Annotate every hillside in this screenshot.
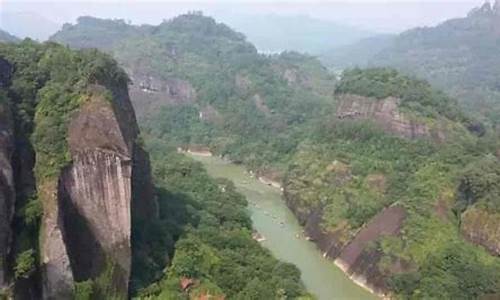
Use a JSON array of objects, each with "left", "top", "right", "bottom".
[
  {"left": 321, "top": 1, "right": 500, "bottom": 125},
  {"left": 52, "top": 14, "right": 500, "bottom": 299}
]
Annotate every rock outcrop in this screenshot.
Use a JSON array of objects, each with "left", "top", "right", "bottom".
[
  {"left": 285, "top": 182, "right": 407, "bottom": 294},
  {"left": 461, "top": 207, "right": 500, "bottom": 256},
  {"left": 128, "top": 72, "right": 196, "bottom": 120},
  {"left": 335, "top": 205, "right": 407, "bottom": 294},
  {"left": 0, "top": 57, "right": 14, "bottom": 290},
  {"left": 41, "top": 86, "right": 157, "bottom": 299},
  {"left": 336, "top": 94, "right": 445, "bottom": 140}
]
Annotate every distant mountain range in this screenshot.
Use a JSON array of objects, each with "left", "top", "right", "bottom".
[
  {"left": 217, "top": 13, "right": 376, "bottom": 54},
  {"left": 0, "top": 29, "right": 19, "bottom": 42},
  {"left": 0, "top": 12, "right": 60, "bottom": 41},
  {"left": 321, "top": 1, "right": 500, "bottom": 124}
]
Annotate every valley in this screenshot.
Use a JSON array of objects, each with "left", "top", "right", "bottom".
[
  {"left": 190, "top": 154, "right": 378, "bottom": 299},
  {"left": 0, "top": 1, "right": 500, "bottom": 299}
]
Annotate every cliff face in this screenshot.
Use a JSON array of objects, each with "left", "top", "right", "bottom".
[
  {"left": 336, "top": 94, "right": 445, "bottom": 140},
  {"left": 127, "top": 72, "right": 196, "bottom": 120},
  {"left": 0, "top": 57, "right": 14, "bottom": 290},
  {"left": 285, "top": 186, "right": 407, "bottom": 295},
  {"left": 461, "top": 207, "right": 500, "bottom": 256},
  {"left": 41, "top": 86, "right": 157, "bottom": 299},
  {"left": 0, "top": 43, "right": 157, "bottom": 298}
]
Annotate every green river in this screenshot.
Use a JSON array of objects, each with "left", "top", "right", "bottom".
[{"left": 190, "top": 154, "right": 378, "bottom": 300}]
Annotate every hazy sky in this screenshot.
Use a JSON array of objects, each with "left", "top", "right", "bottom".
[{"left": 0, "top": 0, "right": 488, "bottom": 33}]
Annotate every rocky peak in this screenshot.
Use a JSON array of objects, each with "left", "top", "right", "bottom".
[{"left": 468, "top": 1, "right": 500, "bottom": 17}]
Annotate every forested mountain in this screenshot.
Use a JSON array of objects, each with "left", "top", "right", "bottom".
[
  {"left": 53, "top": 13, "right": 500, "bottom": 299},
  {"left": 321, "top": 1, "right": 500, "bottom": 125},
  {"left": 0, "top": 29, "right": 19, "bottom": 43}
]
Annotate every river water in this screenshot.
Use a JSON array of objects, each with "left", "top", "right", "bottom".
[{"left": 190, "top": 154, "right": 378, "bottom": 300}]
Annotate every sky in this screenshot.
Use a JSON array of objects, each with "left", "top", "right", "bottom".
[{"left": 0, "top": 0, "right": 488, "bottom": 33}]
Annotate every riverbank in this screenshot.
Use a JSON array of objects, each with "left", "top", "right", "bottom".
[{"left": 188, "top": 153, "right": 378, "bottom": 300}]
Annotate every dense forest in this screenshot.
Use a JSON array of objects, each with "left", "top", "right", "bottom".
[{"left": 51, "top": 12, "right": 500, "bottom": 299}]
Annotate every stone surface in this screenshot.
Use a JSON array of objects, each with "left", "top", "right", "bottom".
[
  {"left": 41, "top": 85, "right": 157, "bottom": 298},
  {"left": 461, "top": 207, "right": 500, "bottom": 256},
  {"left": 0, "top": 57, "right": 14, "bottom": 290},
  {"left": 128, "top": 73, "right": 196, "bottom": 119},
  {"left": 336, "top": 94, "right": 445, "bottom": 140}
]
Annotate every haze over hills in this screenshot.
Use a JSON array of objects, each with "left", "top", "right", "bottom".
[
  {"left": 0, "top": 29, "right": 19, "bottom": 43},
  {"left": 52, "top": 13, "right": 500, "bottom": 299},
  {"left": 0, "top": 12, "right": 61, "bottom": 41},
  {"left": 215, "top": 13, "right": 376, "bottom": 54},
  {"left": 321, "top": 1, "right": 500, "bottom": 125}
]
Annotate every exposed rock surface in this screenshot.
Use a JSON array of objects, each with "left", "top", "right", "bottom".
[
  {"left": 336, "top": 205, "right": 407, "bottom": 293},
  {"left": 41, "top": 86, "right": 157, "bottom": 299},
  {"left": 461, "top": 207, "right": 500, "bottom": 256},
  {"left": 336, "top": 94, "right": 445, "bottom": 140},
  {"left": 128, "top": 72, "right": 196, "bottom": 119},
  {"left": 0, "top": 57, "right": 14, "bottom": 290},
  {"left": 285, "top": 183, "right": 407, "bottom": 294}
]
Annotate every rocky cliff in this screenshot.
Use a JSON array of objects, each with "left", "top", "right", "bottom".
[
  {"left": 42, "top": 85, "right": 157, "bottom": 299},
  {"left": 0, "top": 43, "right": 157, "bottom": 299},
  {"left": 0, "top": 57, "right": 14, "bottom": 291},
  {"left": 336, "top": 94, "right": 445, "bottom": 140},
  {"left": 461, "top": 207, "right": 500, "bottom": 256},
  {"left": 285, "top": 187, "right": 407, "bottom": 295}
]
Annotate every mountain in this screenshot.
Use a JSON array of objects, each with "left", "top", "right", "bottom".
[
  {"left": 0, "top": 12, "right": 60, "bottom": 41},
  {"left": 215, "top": 13, "right": 376, "bottom": 54},
  {"left": 321, "top": 1, "right": 500, "bottom": 125},
  {"left": 52, "top": 14, "right": 500, "bottom": 299},
  {"left": 0, "top": 29, "right": 19, "bottom": 43}
]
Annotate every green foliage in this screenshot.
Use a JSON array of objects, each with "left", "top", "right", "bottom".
[
  {"left": 14, "top": 249, "right": 35, "bottom": 279},
  {"left": 21, "top": 196, "right": 42, "bottom": 226},
  {"left": 389, "top": 242, "right": 500, "bottom": 299},
  {"left": 74, "top": 280, "right": 93, "bottom": 300},
  {"left": 457, "top": 155, "right": 500, "bottom": 213}
]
